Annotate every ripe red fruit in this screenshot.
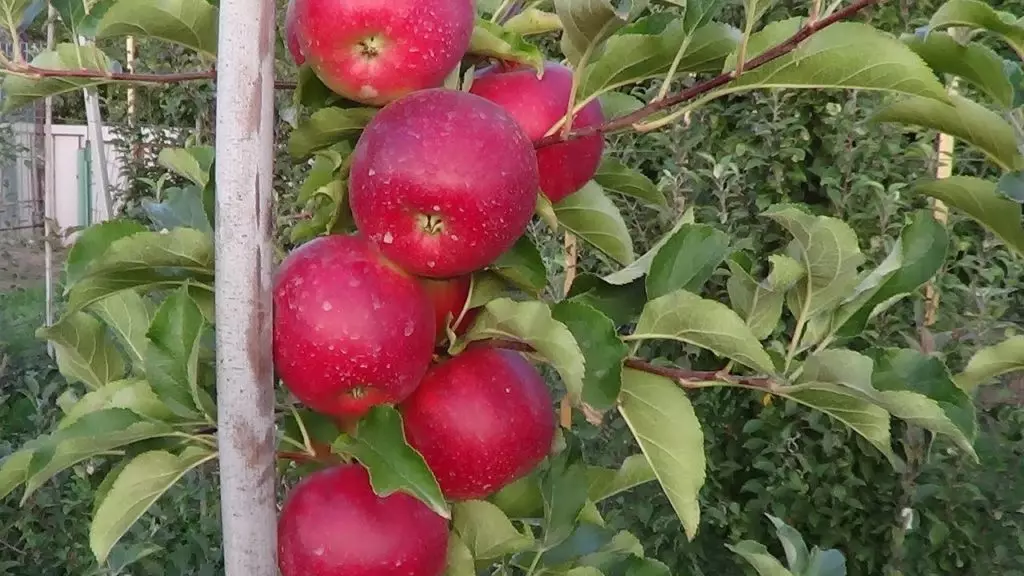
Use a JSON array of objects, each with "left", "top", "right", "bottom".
[
  {"left": 400, "top": 347, "right": 556, "bottom": 500},
  {"left": 278, "top": 463, "right": 449, "bottom": 576},
  {"left": 349, "top": 89, "right": 540, "bottom": 278},
  {"left": 469, "top": 61, "right": 605, "bottom": 204},
  {"left": 290, "top": 0, "right": 474, "bottom": 105},
  {"left": 284, "top": 0, "right": 305, "bottom": 66},
  {"left": 272, "top": 234, "right": 435, "bottom": 418},
  {"left": 420, "top": 276, "right": 479, "bottom": 341}
]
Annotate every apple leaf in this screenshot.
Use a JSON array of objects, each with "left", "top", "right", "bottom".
[
  {"left": 594, "top": 157, "right": 667, "bottom": 207},
  {"left": 18, "top": 409, "right": 179, "bottom": 503},
  {"left": 998, "top": 171, "right": 1024, "bottom": 203},
  {"left": 444, "top": 534, "right": 477, "bottom": 576},
  {"left": 872, "top": 93, "right": 1024, "bottom": 171},
  {"left": 683, "top": 0, "right": 727, "bottom": 34},
  {"left": 469, "top": 18, "right": 545, "bottom": 73},
  {"left": 1, "top": 43, "right": 114, "bottom": 113},
  {"left": 51, "top": 0, "right": 114, "bottom": 37},
  {"left": 722, "top": 21, "right": 951, "bottom": 104},
  {"left": 64, "top": 220, "right": 148, "bottom": 285},
  {"left": 956, "top": 336, "right": 1024, "bottom": 391},
  {"left": 489, "top": 474, "right": 544, "bottom": 519},
  {"left": 453, "top": 500, "right": 534, "bottom": 559},
  {"left": 90, "top": 446, "right": 216, "bottom": 564},
  {"left": 565, "top": 273, "right": 647, "bottom": 327},
  {"left": 95, "top": 0, "right": 218, "bottom": 56},
  {"left": 598, "top": 91, "right": 645, "bottom": 118},
  {"left": 1, "top": 0, "right": 36, "bottom": 39},
  {"left": 554, "top": 0, "right": 649, "bottom": 65},
  {"left": 554, "top": 181, "right": 635, "bottom": 266},
  {"left": 927, "top": 0, "right": 1024, "bottom": 57},
  {"left": 157, "top": 146, "right": 214, "bottom": 188},
  {"left": 333, "top": 406, "right": 449, "bottom": 519},
  {"left": 461, "top": 298, "right": 586, "bottom": 403},
  {"left": 144, "top": 286, "right": 211, "bottom": 421},
  {"left": 742, "top": 0, "right": 777, "bottom": 27},
  {"left": 59, "top": 379, "right": 176, "bottom": 427},
  {"left": 0, "top": 451, "right": 33, "bottom": 501},
  {"left": 490, "top": 234, "right": 549, "bottom": 295},
  {"left": 578, "top": 18, "right": 740, "bottom": 104},
  {"left": 552, "top": 301, "right": 628, "bottom": 410},
  {"left": 90, "top": 290, "right": 153, "bottom": 369},
  {"left": 466, "top": 271, "right": 518, "bottom": 310},
  {"left": 766, "top": 515, "right": 810, "bottom": 574},
  {"left": 628, "top": 289, "right": 777, "bottom": 375},
  {"left": 65, "top": 228, "right": 216, "bottom": 313},
  {"left": 727, "top": 541, "right": 797, "bottom": 576},
  {"left": 727, "top": 255, "right": 805, "bottom": 341},
  {"left": 288, "top": 107, "right": 378, "bottom": 158},
  {"left": 763, "top": 205, "right": 865, "bottom": 320},
  {"left": 36, "top": 311, "right": 126, "bottom": 391},
  {"left": 504, "top": 8, "right": 562, "bottom": 36},
  {"left": 142, "top": 186, "right": 212, "bottom": 233},
  {"left": 901, "top": 31, "right": 1014, "bottom": 109},
  {"left": 538, "top": 523, "right": 616, "bottom": 566},
  {"left": 603, "top": 211, "right": 693, "bottom": 286},
  {"left": 618, "top": 369, "right": 706, "bottom": 540},
  {"left": 540, "top": 439, "right": 591, "bottom": 548},
  {"left": 913, "top": 176, "right": 1024, "bottom": 256},
  {"left": 646, "top": 223, "right": 731, "bottom": 299},
  {"left": 586, "top": 454, "right": 656, "bottom": 502}
]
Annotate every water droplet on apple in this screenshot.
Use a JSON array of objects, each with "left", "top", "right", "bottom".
[
  {"left": 383, "top": 231, "right": 394, "bottom": 244},
  {"left": 322, "top": 301, "right": 333, "bottom": 311},
  {"left": 404, "top": 321, "right": 415, "bottom": 336}
]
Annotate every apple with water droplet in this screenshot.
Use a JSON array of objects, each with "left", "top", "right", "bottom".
[
  {"left": 290, "top": 0, "right": 474, "bottom": 105},
  {"left": 278, "top": 463, "right": 449, "bottom": 576},
  {"left": 469, "top": 61, "right": 605, "bottom": 203},
  {"left": 272, "top": 234, "right": 435, "bottom": 418},
  {"left": 349, "top": 88, "right": 540, "bottom": 278},
  {"left": 400, "top": 346, "right": 556, "bottom": 500}
]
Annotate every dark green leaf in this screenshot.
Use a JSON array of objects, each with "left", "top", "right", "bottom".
[
  {"left": 566, "top": 273, "right": 647, "bottom": 327},
  {"left": 288, "top": 107, "right": 377, "bottom": 158},
  {"left": 594, "top": 157, "right": 667, "bottom": 207},
  {"left": 489, "top": 474, "right": 543, "bottom": 519},
  {"left": 914, "top": 176, "right": 1024, "bottom": 256},
  {"left": 142, "top": 186, "right": 212, "bottom": 233},
  {"left": 491, "top": 235, "right": 549, "bottom": 295},
  {"left": 95, "top": 0, "right": 219, "bottom": 57},
  {"left": 540, "top": 523, "right": 616, "bottom": 567},
  {"left": 552, "top": 301, "right": 628, "bottom": 409},
  {"left": 555, "top": 181, "right": 635, "bottom": 265},
  {"left": 144, "top": 286, "right": 210, "bottom": 420},
  {"left": 997, "top": 171, "right": 1024, "bottom": 203},
  {"left": 727, "top": 254, "right": 804, "bottom": 340},
  {"left": 541, "top": 439, "right": 590, "bottom": 548},
  {"left": 646, "top": 223, "right": 730, "bottom": 299}
]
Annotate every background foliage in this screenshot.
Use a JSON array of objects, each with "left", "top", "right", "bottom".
[{"left": 1, "top": 0, "right": 1023, "bottom": 574}]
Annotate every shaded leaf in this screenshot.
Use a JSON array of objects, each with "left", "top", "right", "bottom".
[
  {"left": 65, "top": 220, "right": 148, "bottom": 285},
  {"left": 491, "top": 235, "right": 548, "bottom": 295},
  {"left": 1, "top": 43, "right": 114, "bottom": 113},
  {"left": 646, "top": 223, "right": 730, "bottom": 299},
  {"left": 288, "top": 107, "right": 377, "bottom": 158},
  {"left": 469, "top": 18, "right": 545, "bottom": 72},
  {"left": 142, "top": 186, "right": 212, "bottom": 233},
  {"left": 541, "top": 440, "right": 590, "bottom": 548},
  {"left": 599, "top": 91, "right": 645, "bottom": 118},
  {"left": 453, "top": 500, "right": 534, "bottom": 559},
  {"left": 928, "top": 0, "right": 1024, "bottom": 57},
  {"left": 998, "top": 171, "right": 1024, "bottom": 204},
  {"left": 444, "top": 534, "right": 476, "bottom": 576},
  {"left": 52, "top": 0, "right": 113, "bottom": 37},
  {"left": 566, "top": 273, "right": 647, "bottom": 327},
  {"left": 144, "top": 286, "right": 210, "bottom": 420},
  {"left": 603, "top": 212, "right": 692, "bottom": 286},
  {"left": 956, "top": 335, "right": 1024, "bottom": 391},
  {"left": 902, "top": 31, "right": 1014, "bottom": 109},
  {"left": 766, "top": 515, "right": 809, "bottom": 574},
  {"left": 552, "top": 301, "right": 628, "bottom": 410},
  {"left": 594, "top": 157, "right": 667, "bottom": 207},
  {"left": 586, "top": 454, "right": 656, "bottom": 502},
  {"left": 914, "top": 176, "right": 1024, "bottom": 256},
  {"left": 554, "top": 0, "right": 649, "bottom": 65},
  {"left": 728, "top": 541, "right": 796, "bottom": 576},
  {"left": 489, "top": 474, "right": 543, "bottom": 519},
  {"left": 95, "top": 0, "right": 219, "bottom": 57},
  {"left": 727, "top": 254, "right": 805, "bottom": 340},
  {"left": 37, "top": 311, "right": 125, "bottom": 391},
  {"left": 555, "top": 181, "right": 635, "bottom": 265},
  {"left": 541, "top": 523, "right": 616, "bottom": 567}
]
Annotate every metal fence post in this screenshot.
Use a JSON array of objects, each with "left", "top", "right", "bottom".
[{"left": 214, "top": 0, "right": 278, "bottom": 573}]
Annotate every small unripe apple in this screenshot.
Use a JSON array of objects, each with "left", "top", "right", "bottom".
[
  {"left": 278, "top": 463, "right": 449, "bottom": 576},
  {"left": 273, "top": 234, "right": 436, "bottom": 418},
  {"left": 469, "top": 61, "right": 605, "bottom": 204},
  {"left": 349, "top": 89, "right": 540, "bottom": 278},
  {"left": 400, "top": 347, "right": 556, "bottom": 500},
  {"left": 420, "top": 276, "right": 479, "bottom": 341},
  {"left": 291, "top": 0, "right": 474, "bottom": 105},
  {"left": 284, "top": 0, "right": 305, "bottom": 66}
]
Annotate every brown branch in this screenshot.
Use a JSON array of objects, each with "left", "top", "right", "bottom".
[
  {"left": 0, "top": 63, "right": 297, "bottom": 89},
  {"left": 535, "top": 0, "right": 881, "bottom": 148}
]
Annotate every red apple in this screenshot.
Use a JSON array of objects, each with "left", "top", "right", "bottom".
[
  {"left": 420, "top": 276, "right": 479, "bottom": 341},
  {"left": 290, "top": 0, "right": 474, "bottom": 105},
  {"left": 284, "top": 0, "right": 305, "bottom": 66},
  {"left": 349, "top": 88, "right": 540, "bottom": 278},
  {"left": 469, "top": 61, "right": 605, "bottom": 204},
  {"left": 273, "top": 234, "right": 436, "bottom": 418},
  {"left": 278, "top": 463, "right": 449, "bottom": 576},
  {"left": 400, "top": 347, "right": 556, "bottom": 500}
]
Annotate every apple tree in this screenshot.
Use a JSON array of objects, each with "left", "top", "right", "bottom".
[{"left": 0, "top": 0, "right": 1014, "bottom": 574}]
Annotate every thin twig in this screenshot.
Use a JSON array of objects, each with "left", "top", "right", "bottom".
[
  {"left": 0, "top": 63, "right": 298, "bottom": 89},
  {"left": 535, "top": 0, "right": 880, "bottom": 149}
]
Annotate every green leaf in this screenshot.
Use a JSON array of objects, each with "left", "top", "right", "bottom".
[
  {"left": 578, "top": 19, "right": 740, "bottom": 104},
  {"left": 586, "top": 454, "right": 656, "bottom": 502},
  {"left": 334, "top": 406, "right": 449, "bottom": 519},
  {"left": 504, "top": 8, "right": 563, "bottom": 35},
  {"left": 998, "top": 171, "right": 1024, "bottom": 204},
  {"left": 552, "top": 301, "right": 628, "bottom": 410},
  {"left": 90, "top": 290, "right": 153, "bottom": 369},
  {"left": 902, "top": 31, "right": 1014, "bottom": 109},
  {"left": 541, "top": 441, "right": 590, "bottom": 548},
  {"left": 1, "top": 43, "right": 114, "bottom": 113},
  {"left": 872, "top": 93, "right": 1024, "bottom": 171},
  {"left": 727, "top": 255, "right": 805, "bottom": 340},
  {"left": 469, "top": 18, "right": 544, "bottom": 73},
  {"left": 722, "top": 22, "right": 951, "bottom": 104},
  {"left": 467, "top": 271, "right": 519, "bottom": 310},
  {"left": 287, "top": 107, "right": 377, "bottom": 158},
  {"left": 453, "top": 500, "right": 534, "bottom": 559},
  {"left": 956, "top": 335, "right": 1024, "bottom": 391},
  {"left": 565, "top": 273, "right": 647, "bottom": 327},
  {"left": 603, "top": 211, "right": 692, "bottom": 286},
  {"left": 594, "top": 157, "right": 667, "bottom": 208},
  {"left": 646, "top": 223, "right": 730, "bottom": 299},
  {"left": 157, "top": 146, "right": 214, "bottom": 188},
  {"left": 95, "top": 0, "right": 219, "bottom": 57},
  {"left": 554, "top": 0, "right": 649, "bottom": 65},
  {"left": 489, "top": 474, "right": 543, "bottom": 519},
  {"left": 628, "top": 290, "right": 777, "bottom": 375},
  {"left": 554, "top": 181, "right": 635, "bottom": 265},
  {"left": 806, "top": 548, "right": 846, "bottom": 576},
  {"left": 599, "top": 91, "right": 646, "bottom": 118},
  {"left": 617, "top": 369, "right": 705, "bottom": 540},
  {"left": 0, "top": 450, "right": 33, "bottom": 501},
  {"left": 743, "top": 0, "right": 776, "bottom": 27},
  {"left": 1, "top": 0, "right": 36, "bottom": 40},
  {"left": 60, "top": 379, "right": 176, "bottom": 426},
  {"left": 444, "top": 534, "right": 477, "bottom": 576},
  {"left": 766, "top": 515, "right": 809, "bottom": 574},
  {"left": 461, "top": 298, "right": 586, "bottom": 403},
  {"left": 65, "top": 220, "right": 149, "bottom": 286},
  {"left": 144, "top": 286, "right": 210, "bottom": 420},
  {"left": 914, "top": 176, "right": 1024, "bottom": 256},
  {"left": 37, "top": 311, "right": 126, "bottom": 391},
  {"left": 683, "top": 0, "right": 727, "bottom": 34},
  {"left": 89, "top": 446, "right": 215, "bottom": 564},
  {"left": 66, "top": 228, "right": 216, "bottom": 313},
  {"left": 490, "top": 235, "right": 549, "bottom": 295},
  {"left": 928, "top": 0, "right": 1024, "bottom": 57},
  {"left": 20, "top": 409, "right": 177, "bottom": 502},
  {"left": 540, "top": 523, "right": 616, "bottom": 566},
  {"left": 727, "top": 541, "right": 796, "bottom": 576},
  {"left": 142, "top": 186, "right": 212, "bottom": 233},
  {"left": 763, "top": 205, "right": 865, "bottom": 320},
  {"left": 52, "top": 0, "right": 113, "bottom": 37}
]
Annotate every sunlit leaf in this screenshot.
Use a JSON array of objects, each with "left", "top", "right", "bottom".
[
  {"left": 956, "top": 335, "right": 1024, "bottom": 391},
  {"left": 1, "top": 43, "right": 114, "bottom": 112},
  {"left": 554, "top": 181, "right": 635, "bottom": 265},
  {"left": 95, "top": 0, "right": 219, "bottom": 57}
]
